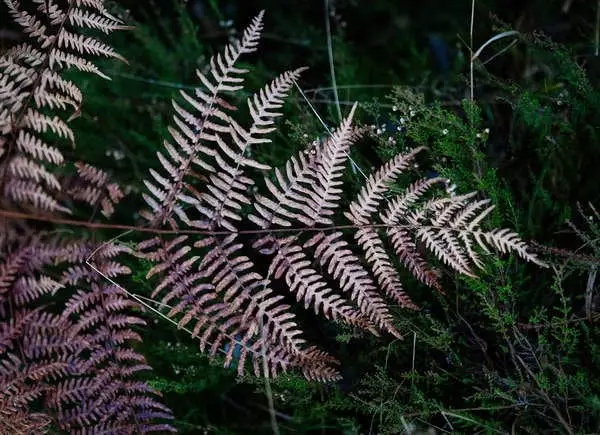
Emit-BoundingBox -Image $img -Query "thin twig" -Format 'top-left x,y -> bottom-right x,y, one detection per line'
294,81 -> 368,180
514,353 -> 574,434
324,0 -> 342,123
585,267 -> 598,321
469,0 -> 476,102
472,30 -> 519,61
481,39 -> 519,66
411,330 -> 417,374
595,0 -> 600,56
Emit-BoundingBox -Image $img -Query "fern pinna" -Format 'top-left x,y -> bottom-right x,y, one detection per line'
0,0 -> 173,432
0,2 -> 546,429
138,12 -> 545,382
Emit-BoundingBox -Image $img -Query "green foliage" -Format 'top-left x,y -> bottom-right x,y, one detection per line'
341,28 -> 600,432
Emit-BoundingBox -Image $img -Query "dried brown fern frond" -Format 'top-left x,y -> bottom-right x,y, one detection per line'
0,0 -> 128,215
138,11 -> 545,381
56,241 -> 174,433
138,12 -> 345,381
0,236 -> 88,431
66,161 -> 125,218
1,1 -> 174,431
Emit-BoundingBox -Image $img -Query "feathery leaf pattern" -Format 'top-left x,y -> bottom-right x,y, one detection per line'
0,0 -> 173,431
139,12 -> 544,380
1,0 -> 127,215
1,3 -> 547,422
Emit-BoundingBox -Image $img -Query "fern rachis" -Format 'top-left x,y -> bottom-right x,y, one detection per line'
137,11 -> 545,381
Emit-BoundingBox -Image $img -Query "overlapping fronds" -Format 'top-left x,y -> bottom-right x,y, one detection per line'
249,106 -> 403,335
0,235 -> 174,433
139,11 -> 544,381
0,237 -> 86,431
57,241 -> 174,433
138,12 -> 347,381
140,10 -> 267,229
0,0 -> 128,214
0,0 -> 173,431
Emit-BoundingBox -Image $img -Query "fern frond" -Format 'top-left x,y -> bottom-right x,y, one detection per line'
249,103 -> 360,228
138,10 -> 545,382
1,0 -> 126,214
7,155 -> 61,190
355,227 -> 418,309
0,385 -> 51,434
387,228 -> 444,291
58,241 -> 175,433
139,232 -> 340,379
5,179 -> 70,213
401,191 -> 546,273
344,148 -> 427,308
67,161 -> 124,218
0,238 -> 87,430
197,68 -> 307,232
346,146 -> 426,225
142,11 -> 267,228
304,231 -> 402,337
265,236 -> 372,328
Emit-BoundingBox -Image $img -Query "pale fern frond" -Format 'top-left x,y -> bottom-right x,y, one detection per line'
138,11 -> 545,382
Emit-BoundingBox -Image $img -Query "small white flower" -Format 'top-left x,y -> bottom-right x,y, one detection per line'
484,128 -> 490,134
442,129 -> 448,135
400,117 -> 406,124
376,128 -> 382,135
392,105 -> 398,112
303,133 -> 308,138
476,133 -> 481,138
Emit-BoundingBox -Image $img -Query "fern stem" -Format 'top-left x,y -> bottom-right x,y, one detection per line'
0,208 -> 489,236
